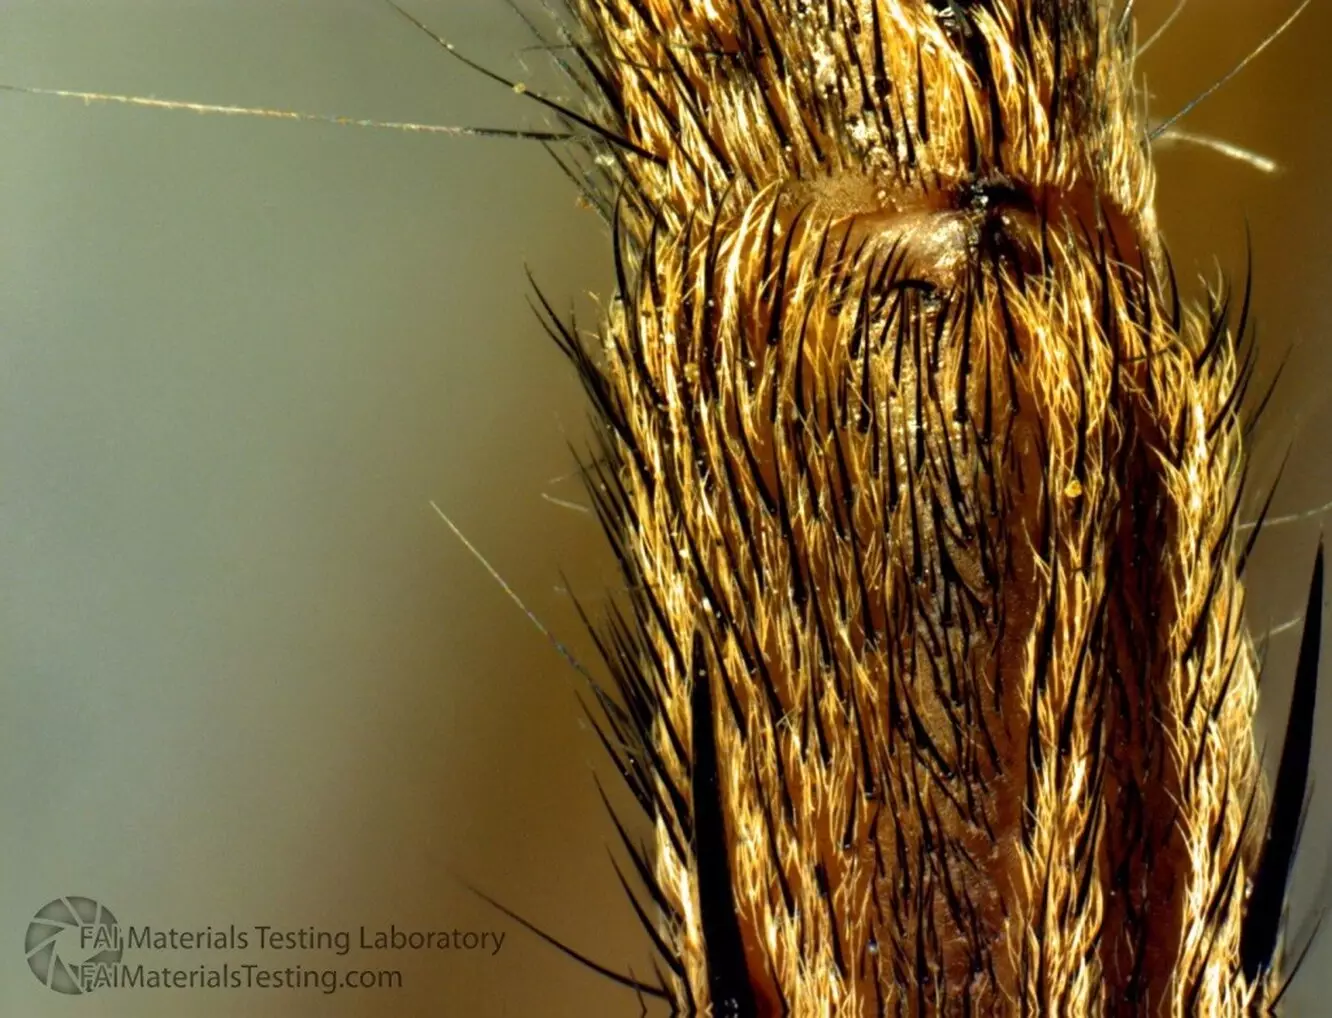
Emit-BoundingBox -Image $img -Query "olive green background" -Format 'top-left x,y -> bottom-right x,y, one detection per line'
2,1 -> 1329,1014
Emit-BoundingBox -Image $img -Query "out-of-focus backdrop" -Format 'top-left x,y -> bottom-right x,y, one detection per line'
2,1 -> 1329,1014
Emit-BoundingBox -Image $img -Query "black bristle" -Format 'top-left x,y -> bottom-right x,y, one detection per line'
1241,541 -> 1325,981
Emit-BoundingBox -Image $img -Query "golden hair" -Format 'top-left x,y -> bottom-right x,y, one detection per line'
531,0 -> 1323,1013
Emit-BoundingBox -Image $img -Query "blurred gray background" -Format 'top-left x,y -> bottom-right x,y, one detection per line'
1,1 -> 1329,1014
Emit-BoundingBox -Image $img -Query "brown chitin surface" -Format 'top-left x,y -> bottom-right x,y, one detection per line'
547,1 -> 1268,1013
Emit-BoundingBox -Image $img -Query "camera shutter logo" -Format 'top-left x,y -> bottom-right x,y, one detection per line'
25,897 -> 122,994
